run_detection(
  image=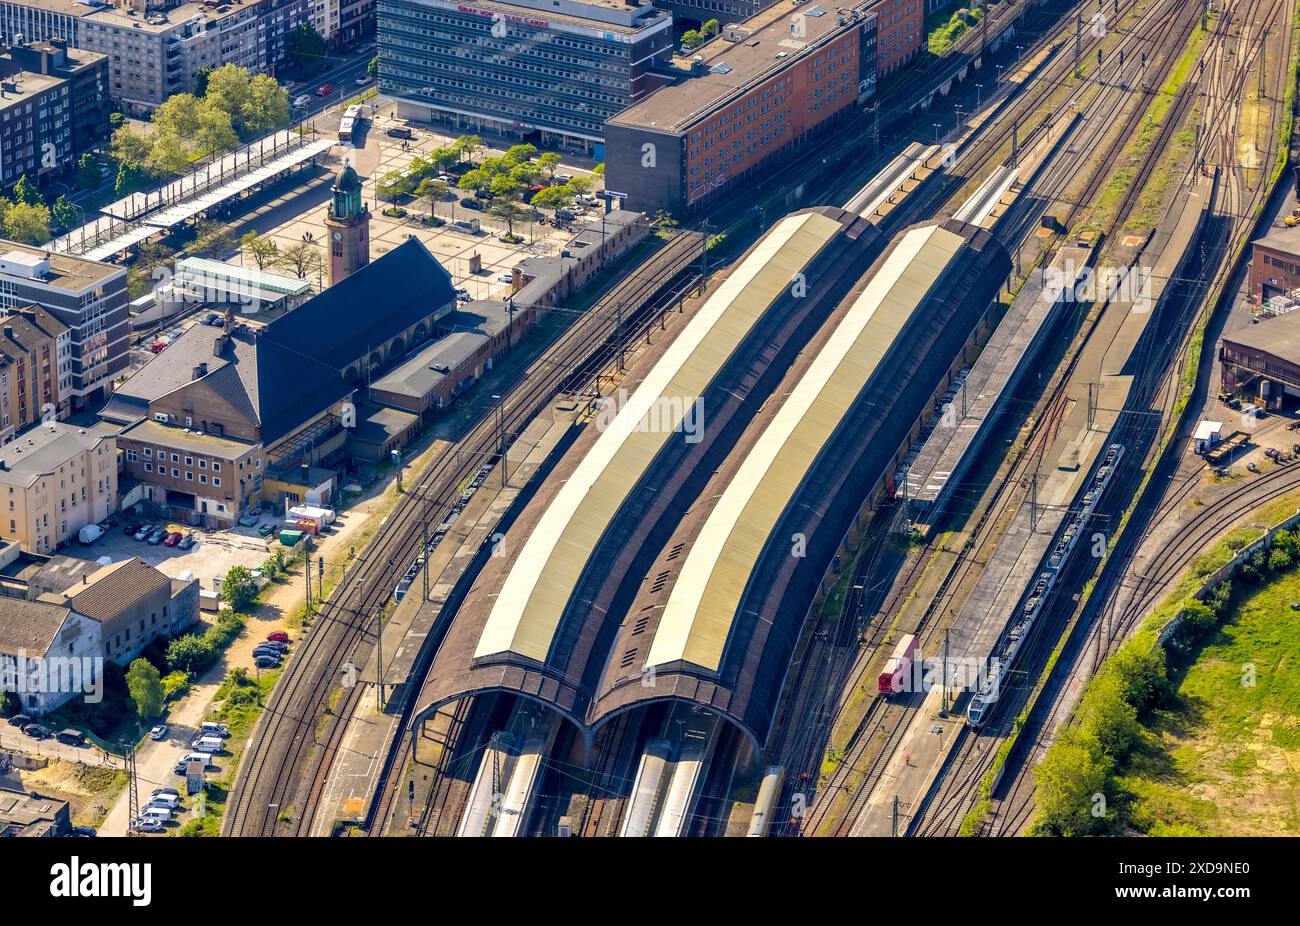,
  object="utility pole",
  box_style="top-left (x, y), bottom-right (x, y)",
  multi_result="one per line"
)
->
top-left (1074, 13), bottom-right (1082, 78)
top-left (891, 796), bottom-right (900, 837)
top-left (375, 606), bottom-right (384, 711)
top-left (304, 545), bottom-right (311, 611)
top-left (422, 519), bottom-right (430, 601)
top-left (1012, 122), bottom-right (1019, 168)
top-left (942, 628), bottom-right (951, 714)
top-left (616, 302), bottom-right (626, 372)
top-left (699, 220), bottom-right (711, 278)
top-left (495, 395), bottom-right (507, 488)
top-left (1030, 473), bottom-right (1039, 531)
top-left (123, 741), bottom-right (138, 834)
top-left (1087, 381), bottom-right (1098, 430)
